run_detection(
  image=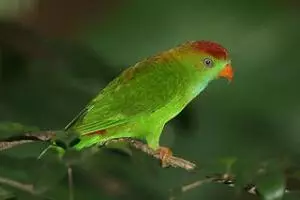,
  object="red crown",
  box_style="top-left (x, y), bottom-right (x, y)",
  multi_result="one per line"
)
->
top-left (191, 41), bottom-right (229, 60)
